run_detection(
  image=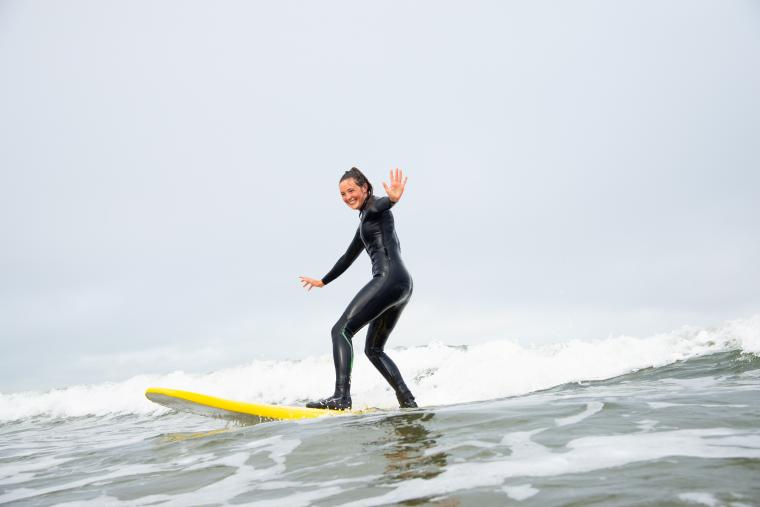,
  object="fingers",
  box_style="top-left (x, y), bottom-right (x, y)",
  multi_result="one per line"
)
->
top-left (299, 276), bottom-right (325, 290)
top-left (299, 276), bottom-right (315, 291)
top-left (388, 168), bottom-right (406, 186)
